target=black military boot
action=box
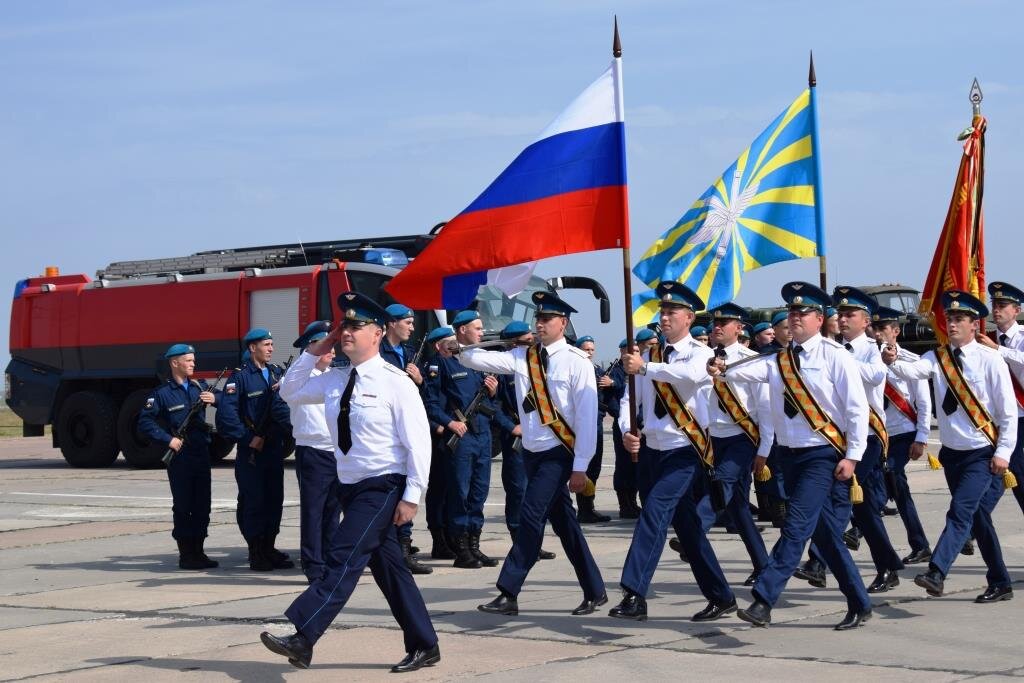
[176,538,205,570]
[248,536,273,572]
[617,490,640,519]
[400,535,433,575]
[430,528,456,560]
[193,537,219,569]
[264,534,295,569]
[468,530,499,567]
[577,494,611,524]
[452,533,483,569]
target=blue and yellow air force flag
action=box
[632,88,824,326]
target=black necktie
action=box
[942,348,963,416]
[653,346,674,419]
[844,342,854,353]
[541,348,549,371]
[337,368,357,454]
[784,345,803,418]
[1000,333,1009,347]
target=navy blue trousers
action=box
[167,446,212,540]
[425,437,448,533]
[1007,417,1024,516]
[234,442,285,540]
[294,445,342,582]
[930,446,1010,588]
[755,441,788,503]
[611,421,638,494]
[586,422,604,484]
[753,446,870,612]
[620,444,734,603]
[497,446,604,599]
[445,430,491,534]
[850,437,903,573]
[886,431,931,553]
[285,474,437,651]
[500,432,527,532]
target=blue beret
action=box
[451,310,480,328]
[752,321,772,334]
[833,286,878,315]
[575,335,595,347]
[654,280,705,311]
[942,289,988,318]
[771,311,789,326]
[241,349,250,363]
[425,326,455,344]
[825,306,837,318]
[164,343,195,359]
[635,328,656,343]
[532,291,577,316]
[618,338,629,349]
[385,303,414,320]
[337,291,392,326]
[243,328,272,345]
[691,325,708,337]
[709,302,748,322]
[294,320,331,348]
[781,281,831,312]
[500,320,531,339]
[989,281,1024,305]
[872,306,903,324]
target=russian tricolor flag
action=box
[386,59,629,310]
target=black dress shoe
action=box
[478,592,518,616]
[692,598,737,622]
[571,593,608,615]
[538,547,556,560]
[668,537,689,563]
[882,505,898,516]
[901,548,932,565]
[975,585,1014,604]
[842,528,861,551]
[743,571,759,587]
[867,569,900,594]
[914,568,944,596]
[391,643,441,673]
[793,559,826,588]
[960,539,975,555]
[736,599,771,627]
[835,607,872,630]
[608,591,647,621]
[260,631,313,669]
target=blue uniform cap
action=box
[337,291,393,326]
[618,338,629,349]
[989,281,1024,305]
[164,343,195,359]
[293,320,332,348]
[575,335,595,347]
[770,311,789,326]
[655,280,705,311]
[781,281,831,313]
[425,326,455,344]
[942,289,988,319]
[635,328,656,343]
[871,306,903,325]
[833,286,878,315]
[709,302,748,323]
[691,325,708,337]
[752,321,772,335]
[385,303,414,320]
[532,291,577,317]
[825,306,838,318]
[740,325,752,339]
[243,328,272,345]
[451,310,480,328]
[500,320,531,340]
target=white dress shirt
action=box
[890,339,1017,462]
[883,345,932,441]
[286,366,336,451]
[280,351,431,504]
[844,332,886,416]
[617,335,713,452]
[994,321,1024,418]
[723,333,869,461]
[461,337,597,472]
[707,341,774,457]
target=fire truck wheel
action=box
[117,389,167,469]
[57,391,120,468]
[209,434,234,462]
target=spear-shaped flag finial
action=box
[808,50,816,88]
[613,16,622,58]
[970,77,983,116]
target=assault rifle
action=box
[162,367,229,465]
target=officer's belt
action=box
[713,378,760,446]
[776,347,847,455]
[935,345,998,448]
[649,343,712,466]
[525,344,575,454]
[884,380,918,424]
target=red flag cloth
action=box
[919,116,987,344]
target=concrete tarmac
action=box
[1,430,1023,681]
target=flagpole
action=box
[612,17,639,459]
[808,51,828,291]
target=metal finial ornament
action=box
[808,50,816,87]
[613,16,622,58]
[970,78,983,116]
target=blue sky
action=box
[2,0,1021,369]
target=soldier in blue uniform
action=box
[421,326,457,560]
[216,328,295,571]
[607,338,640,519]
[575,335,612,523]
[692,325,710,346]
[751,322,774,352]
[138,343,220,570]
[425,310,503,569]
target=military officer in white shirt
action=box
[884,289,1016,603]
[260,292,438,673]
[462,291,606,618]
[709,281,872,631]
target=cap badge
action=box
[793,296,803,304]
[346,309,357,319]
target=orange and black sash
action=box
[935,345,998,448]
[868,407,889,456]
[884,380,918,424]
[776,347,847,455]
[525,343,576,454]
[648,343,713,466]
[713,379,760,446]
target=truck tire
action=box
[57,391,120,468]
[210,433,234,462]
[117,389,166,469]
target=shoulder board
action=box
[737,346,757,358]
[382,363,407,376]
[821,338,844,348]
[567,346,590,359]
[977,345,1001,357]
[900,348,921,361]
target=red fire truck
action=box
[6,230,609,469]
